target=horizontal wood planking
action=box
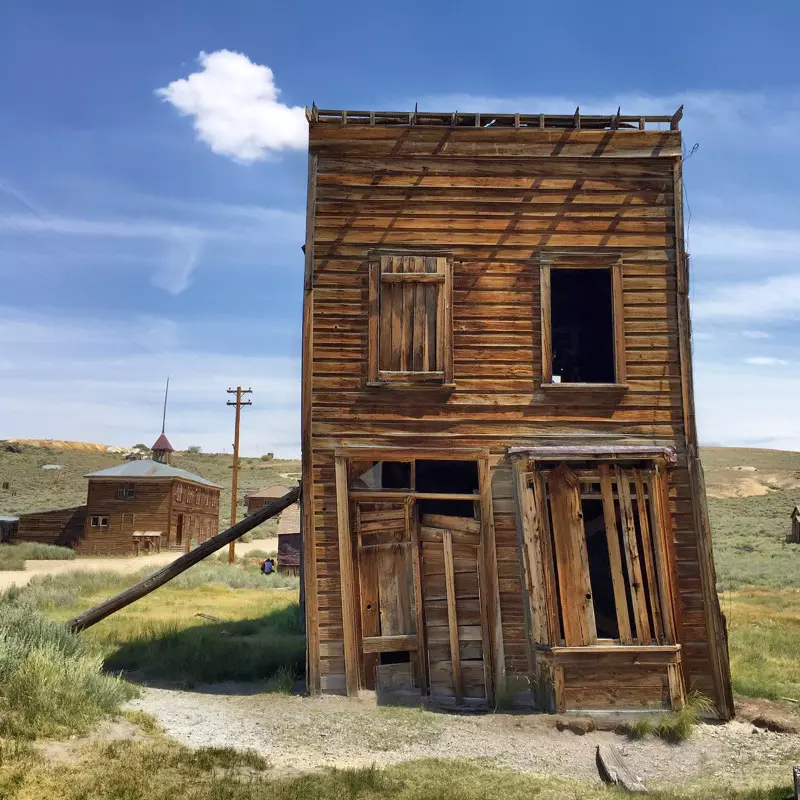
[305,125,718,705]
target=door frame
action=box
[333,447,504,700]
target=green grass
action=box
[0,604,136,739]
[3,562,304,687]
[722,589,800,701]
[0,542,75,570]
[0,745,793,800]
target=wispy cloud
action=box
[743,356,789,366]
[690,223,800,261]
[741,330,771,339]
[693,273,800,321]
[0,309,300,455]
[156,50,307,162]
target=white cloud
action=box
[743,356,789,366]
[0,309,300,456]
[156,50,307,162]
[693,273,800,321]
[690,223,800,261]
[741,330,771,339]
[696,363,800,451]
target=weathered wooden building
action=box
[245,484,297,517]
[15,460,221,555]
[300,106,733,719]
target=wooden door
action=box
[419,514,490,705]
[354,501,419,689]
[176,514,184,547]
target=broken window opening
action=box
[351,461,412,490]
[550,268,615,384]
[416,460,480,517]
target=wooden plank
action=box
[422,514,481,535]
[612,261,627,384]
[367,257,379,383]
[646,470,674,643]
[376,544,411,636]
[531,471,561,644]
[616,468,652,645]
[540,263,552,382]
[379,257,392,371]
[666,661,685,710]
[547,464,596,646]
[599,465,633,644]
[412,260,425,372]
[478,456,503,703]
[362,634,419,653]
[334,456,360,696]
[442,257,454,385]
[409,502,428,691]
[443,529,463,703]
[512,458,549,644]
[597,744,647,793]
[634,471,663,641]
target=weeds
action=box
[0,604,136,739]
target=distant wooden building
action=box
[789,506,800,543]
[300,106,733,719]
[246,484,297,518]
[278,532,301,577]
[14,460,221,555]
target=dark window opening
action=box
[415,460,480,517]
[581,498,619,639]
[551,268,615,383]
[380,650,411,665]
[351,461,411,490]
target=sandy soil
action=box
[126,687,800,788]
[0,538,278,591]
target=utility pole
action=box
[226,386,252,563]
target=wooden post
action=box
[226,386,252,563]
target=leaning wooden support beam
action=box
[66,485,301,632]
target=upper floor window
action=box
[117,482,135,500]
[90,515,109,528]
[541,256,626,387]
[175,484,183,502]
[367,252,454,388]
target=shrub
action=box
[654,693,716,743]
[261,453,274,461]
[0,604,136,739]
[186,445,203,455]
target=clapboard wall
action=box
[301,120,732,715]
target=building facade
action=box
[300,107,733,718]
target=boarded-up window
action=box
[368,253,453,387]
[534,462,675,647]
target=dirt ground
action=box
[125,687,800,789]
[0,538,278,591]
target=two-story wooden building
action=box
[15,433,221,555]
[79,460,221,554]
[300,107,733,719]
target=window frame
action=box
[175,484,183,502]
[367,250,454,389]
[90,515,109,528]
[539,253,627,389]
[116,482,135,500]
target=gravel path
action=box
[0,538,278,591]
[127,686,800,787]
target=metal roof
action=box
[247,484,296,499]
[85,459,221,488]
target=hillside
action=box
[0,445,300,530]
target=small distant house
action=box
[789,506,800,544]
[277,532,301,577]
[245,484,298,519]
[14,433,221,555]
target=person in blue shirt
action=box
[261,558,275,575]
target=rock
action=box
[555,716,596,735]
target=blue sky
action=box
[1,0,799,456]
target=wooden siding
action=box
[16,506,87,547]
[79,479,220,555]
[304,123,729,713]
[168,481,221,549]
